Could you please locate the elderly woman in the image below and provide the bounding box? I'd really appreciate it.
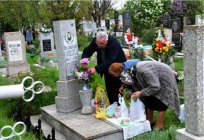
[109,61,180,130]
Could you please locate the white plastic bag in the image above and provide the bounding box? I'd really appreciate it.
[129,98,146,122]
[106,102,118,118]
[118,94,129,118]
[178,104,185,123]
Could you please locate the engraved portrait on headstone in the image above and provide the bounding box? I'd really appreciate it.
[8,40,23,61]
[170,18,181,33]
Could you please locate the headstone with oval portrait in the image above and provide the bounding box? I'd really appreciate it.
[4,32,30,76]
[53,19,82,113]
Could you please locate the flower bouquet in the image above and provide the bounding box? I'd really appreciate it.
[74,58,91,91]
[152,29,172,62]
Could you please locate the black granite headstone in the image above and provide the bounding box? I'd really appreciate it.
[170,18,182,33]
[105,19,110,30]
[42,39,51,52]
[122,12,131,33]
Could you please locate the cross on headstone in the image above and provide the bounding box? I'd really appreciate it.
[176,25,204,140]
[53,20,82,113]
[4,32,30,76]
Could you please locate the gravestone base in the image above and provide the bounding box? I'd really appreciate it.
[177,129,204,140]
[41,104,123,140]
[55,80,83,113]
[7,62,30,76]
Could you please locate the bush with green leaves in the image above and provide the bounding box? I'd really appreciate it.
[0,59,7,68]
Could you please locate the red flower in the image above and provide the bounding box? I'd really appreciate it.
[156,41,163,48]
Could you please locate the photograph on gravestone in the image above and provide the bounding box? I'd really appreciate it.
[184,17,195,26]
[8,40,23,61]
[42,39,51,52]
[170,18,182,33]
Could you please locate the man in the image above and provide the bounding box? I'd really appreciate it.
[81,30,126,104]
[109,61,180,130]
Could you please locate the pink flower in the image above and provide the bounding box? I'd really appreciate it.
[80,58,89,64]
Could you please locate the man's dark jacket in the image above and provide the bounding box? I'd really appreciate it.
[82,35,126,74]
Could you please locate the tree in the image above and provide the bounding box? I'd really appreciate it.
[124,0,169,35]
[88,0,116,27]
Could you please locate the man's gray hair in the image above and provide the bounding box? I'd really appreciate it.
[96,31,108,41]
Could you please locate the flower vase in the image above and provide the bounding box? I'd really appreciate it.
[79,88,93,115]
[158,55,161,62]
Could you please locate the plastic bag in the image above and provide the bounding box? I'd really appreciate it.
[105,102,118,118]
[129,98,146,122]
[178,104,185,123]
[95,86,110,107]
[118,94,129,118]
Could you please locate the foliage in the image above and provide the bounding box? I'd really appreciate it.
[77,34,93,52]
[140,23,157,45]
[124,0,168,35]
[183,0,204,17]
[0,59,7,68]
[0,1,47,32]
[88,0,116,27]
[26,39,40,58]
[40,55,57,62]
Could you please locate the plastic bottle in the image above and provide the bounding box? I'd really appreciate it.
[94,97,99,113]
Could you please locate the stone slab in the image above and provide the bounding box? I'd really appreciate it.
[41,104,123,140]
[55,94,82,113]
[177,129,204,140]
[7,62,30,76]
[57,79,83,97]
[30,115,66,140]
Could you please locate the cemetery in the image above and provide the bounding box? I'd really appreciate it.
[0,0,203,140]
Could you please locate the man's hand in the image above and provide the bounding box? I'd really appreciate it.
[81,63,88,70]
[88,67,96,74]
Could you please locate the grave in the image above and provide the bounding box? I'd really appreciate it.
[195,15,204,25]
[176,25,204,140]
[38,30,57,67]
[4,32,30,76]
[39,19,150,140]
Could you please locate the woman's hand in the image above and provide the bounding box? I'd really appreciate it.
[119,85,124,94]
[132,91,142,100]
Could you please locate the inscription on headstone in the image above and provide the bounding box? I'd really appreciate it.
[7,41,22,61]
[39,31,54,54]
[42,39,51,52]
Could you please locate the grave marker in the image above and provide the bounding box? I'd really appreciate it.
[53,19,82,113]
[177,25,204,140]
[4,32,30,76]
